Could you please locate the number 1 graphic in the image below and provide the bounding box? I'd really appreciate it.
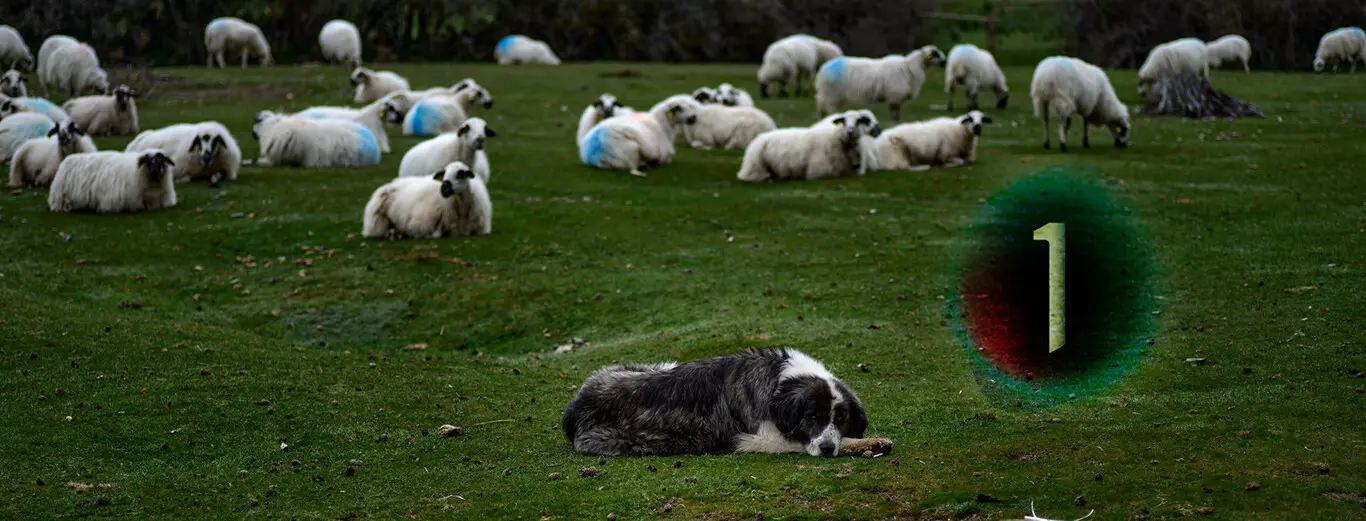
[1033,223,1065,353]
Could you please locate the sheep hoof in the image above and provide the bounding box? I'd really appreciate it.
[1059,143,1069,152]
[1083,139,1091,149]
[1042,142,1050,150]
[628,169,647,177]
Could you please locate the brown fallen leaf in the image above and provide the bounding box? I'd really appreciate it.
[1283,286,1317,293]
[403,343,428,351]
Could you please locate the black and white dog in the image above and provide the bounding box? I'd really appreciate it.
[562,348,870,456]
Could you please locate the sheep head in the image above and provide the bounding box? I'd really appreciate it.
[959,111,991,137]
[0,98,16,118]
[138,151,175,181]
[592,94,622,119]
[457,118,493,150]
[717,83,743,106]
[665,101,698,126]
[189,132,226,166]
[350,68,371,85]
[0,70,23,97]
[113,85,137,111]
[692,87,717,104]
[49,121,87,147]
[435,161,475,198]
[1109,121,1130,148]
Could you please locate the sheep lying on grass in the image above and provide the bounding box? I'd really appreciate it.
[578,112,675,177]
[352,68,410,103]
[205,18,273,69]
[320,20,362,68]
[868,110,991,171]
[1,95,68,122]
[577,93,634,145]
[126,121,240,184]
[0,111,57,164]
[63,85,138,136]
[48,150,176,213]
[758,34,843,98]
[1,69,25,97]
[1138,38,1207,94]
[815,45,945,121]
[9,120,96,187]
[653,94,775,150]
[402,84,494,137]
[363,161,492,238]
[494,35,561,65]
[298,98,396,152]
[1031,56,1130,152]
[736,110,873,182]
[1314,27,1366,73]
[252,111,381,167]
[1206,35,1251,73]
[945,44,1009,111]
[399,117,495,183]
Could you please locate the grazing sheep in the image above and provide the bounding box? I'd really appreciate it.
[0,26,32,71]
[757,34,843,98]
[815,45,946,121]
[9,120,96,187]
[868,111,991,171]
[126,121,240,184]
[577,93,634,145]
[1313,27,1366,73]
[0,111,56,164]
[494,35,561,65]
[48,150,176,213]
[46,43,108,98]
[298,98,397,153]
[1,69,25,97]
[945,44,1010,111]
[1030,56,1130,152]
[1206,35,1252,73]
[665,95,776,150]
[319,20,362,67]
[205,17,273,69]
[36,36,77,96]
[399,117,495,183]
[736,112,872,182]
[1138,38,1208,94]
[62,85,138,136]
[402,84,494,137]
[2,95,69,122]
[252,111,381,168]
[352,68,410,103]
[363,161,492,238]
[579,112,675,177]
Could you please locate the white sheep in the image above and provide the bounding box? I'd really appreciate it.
[757,34,843,98]
[319,19,362,67]
[1,69,26,97]
[363,161,492,238]
[399,117,494,182]
[657,94,775,150]
[579,112,675,177]
[0,111,57,164]
[1313,27,1366,73]
[736,112,872,182]
[48,150,176,213]
[1137,38,1208,94]
[0,26,32,71]
[1,95,69,122]
[63,85,138,136]
[46,43,108,98]
[868,110,991,171]
[9,120,96,187]
[494,35,561,65]
[252,111,381,168]
[815,45,946,121]
[408,78,480,100]
[716,83,755,107]
[205,17,273,69]
[1205,35,1251,73]
[577,93,635,145]
[37,35,78,96]
[298,98,396,153]
[126,121,240,184]
[401,84,494,137]
[1030,56,1131,152]
[691,87,719,104]
[352,68,410,103]
[945,44,1010,111]
[814,109,882,168]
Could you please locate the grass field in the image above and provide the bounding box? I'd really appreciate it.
[2,62,1365,520]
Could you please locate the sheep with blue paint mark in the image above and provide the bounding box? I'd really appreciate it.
[0,111,57,165]
[48,149,177,213]
[494,35,560,65]
[578,94,634,146]
[352,68,410,103]
[815,45,945,121]
[298,98,397,153]
[205,18,273,69]
[364,161,492,238]
[945,44,1009,112]
[2,95,69,122]
[1314,27,1366,73]
[1206,35,1251,73]
[1,69,26,97]
[320,20,362,68]
[0,26,32,71]
[251,111,381,168]
[736,111,874,182]
[1030,56,1130,152]
[63,85,138,136]
[400,117,495,183]
[757,34,843,98]
[126,121,240,184]
[402,84,494,137]
[9,120,96,187]
[578,111,674,177]
[1138,38,1208,94]
[45,43,108,98]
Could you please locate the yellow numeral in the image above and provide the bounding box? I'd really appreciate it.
[1032,223,1066,353]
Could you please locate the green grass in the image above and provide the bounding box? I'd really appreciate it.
[3,62,1365,520]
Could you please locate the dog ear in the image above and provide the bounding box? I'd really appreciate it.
[846,403,868,438]
[770,382,807,435]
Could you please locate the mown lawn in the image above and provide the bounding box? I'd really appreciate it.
[2,62,1364,520]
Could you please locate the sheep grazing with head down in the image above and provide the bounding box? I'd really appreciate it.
[319,20,362,68]
[945,44,1010,112]
[1206,35,1251,73]
[45,43,108,98]
[652,94,775,150]
[494,35,561,65]
[126,121,240,184]
[1313,27,1366,73]
[1031,56,1130,152]
[0,111,57,165]
[758,34,843,98]
[48,150,176,213]
[736,111,874,182]
[1138,38,1208,94]
[402,83,494,137]
[1,69,26,97]
[815,45,946,121]
[2,95,69,122]
[352,68,410,103]
[363,161,492,238]
[37,35,77,96]
[868,111,991,171]
[297,98,398,153]
[399,117,495,182]
[0,26,33,71]
[9,120,96,187]
[63,85,138,136]
[252,111,381,168]
[205,17,273,69]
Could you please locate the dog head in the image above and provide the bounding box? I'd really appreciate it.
[771,350,868,456]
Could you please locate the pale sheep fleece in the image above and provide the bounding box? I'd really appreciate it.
[494,35,561,65]
[945,44,1010,111]
[1138,38,1208,92]
[48,150,177,213]
[402,85,494,137]
[716,83,755,107]
[63,86,138,136]
[1,69,26,97]
[1206,35,1251,72]
[399,117,494,182]
[757,34,843,97]
[205,18,273,68]
[126,121,241,183]
[352,68,410,103]
[0,26,32,70]
[0,111,56,164]
[578,112,674,177]
[298,99,394,152]
[253,113,381,167]
[320,20,362,67]
[681,102,776,150]
[2,95,69,122]
[815,45,945,120]
[736,116,869,182]
[37,35,78,95]
[868,111,990,171]
[1030,56,1131,151]
[363,161,492,238]
[577,94,634,145]
[9,121,96,187]
[47,44,108,97]
[1314,28,1366,73]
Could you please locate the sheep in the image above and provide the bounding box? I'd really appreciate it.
[0,111,56,165]
[867,111,991,171]
[1,95,69,122]
[363,161,492,238]
[0,26,32,71]
[9,120,96,187]
[579,112,675,177]
[1205,35,1251,73]
[352,67,410,103]
[945,44,1010,112]
[494,35,561,65]
[577,93,635,145]
[692,87,719,104]
[205,17,273,69]
[1313,27,1366,73]
[319,20,362,68]
[402,84,494,137]
[814,45,946,121]
[46,43,108,98]
[399,117,495,183]
[736,112,873,182]
[297,98,397,153]
[62,85,138,136]
[757,34,843,98]
[814,109,882,168]
[126,121,240,184]
[252,111,381,168]
[716,83,755,107]
[1137,38,1208,94]
[1030,56,1131,152]
[1,70,25,97]
[658,95,775,150]
[48,150,176,213]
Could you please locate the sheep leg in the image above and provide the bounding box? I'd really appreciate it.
[241,50,249,69]
[967,90,980,111]
[1058,116,1070,152]
[946,86,955,112]
[1041,108,1050,150]
[890,104,901,121]
[1242,57,1250,73]
[216,52,226,69]
[759,82,770,99]
[1083,123,1091,149]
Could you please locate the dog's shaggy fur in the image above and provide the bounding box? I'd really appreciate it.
[562,348,871,456]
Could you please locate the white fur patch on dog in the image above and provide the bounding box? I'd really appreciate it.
[734,421,805,453]
[779,348,835,380]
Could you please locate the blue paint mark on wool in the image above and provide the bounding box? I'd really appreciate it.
[14,118,53,141]
[948,44,977,62]
[354,125,380,165]
[579,125,608,166]
[207,18,229,29]
[408,101,434,137]
[17,97,63,120]
[496,35,520,55]
[1351,27,1365,37]
[822,57,847,85]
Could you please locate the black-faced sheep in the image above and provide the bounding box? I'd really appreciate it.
[62,85,138,136]
[736,111,873,182]
[48,150,176,213]
[399,117,495,183]
[868,110,991,171]
[352,68,410,103]
[0,26,32,71]
[320,20,362,68]
[494,35,561,65]
[363,161,492,238]
[9,120,96,187]
[1206,35,1251,73]
[1138,38,1208,94]
[758,34,843,98]
[126,121,241,184]
[252,111,381,168]
[945,44,1009,111]
[1314,28,1366,73]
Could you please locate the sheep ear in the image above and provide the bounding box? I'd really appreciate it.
[189,138,202,152]
[432,170,446,181]
[163,155,175,166]
[138,155,149,167]
[693,91,711,102]
[982,116,993,124]
[960,115,973,125]
[70,124,85,136]
[591,99,603,108]
[457,124,469,138]
[485,127,496,138]
[832,116,846,127]
[212,135,226,149]
[47,125,59,137]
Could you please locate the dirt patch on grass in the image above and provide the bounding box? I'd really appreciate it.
[157,84,301,104]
